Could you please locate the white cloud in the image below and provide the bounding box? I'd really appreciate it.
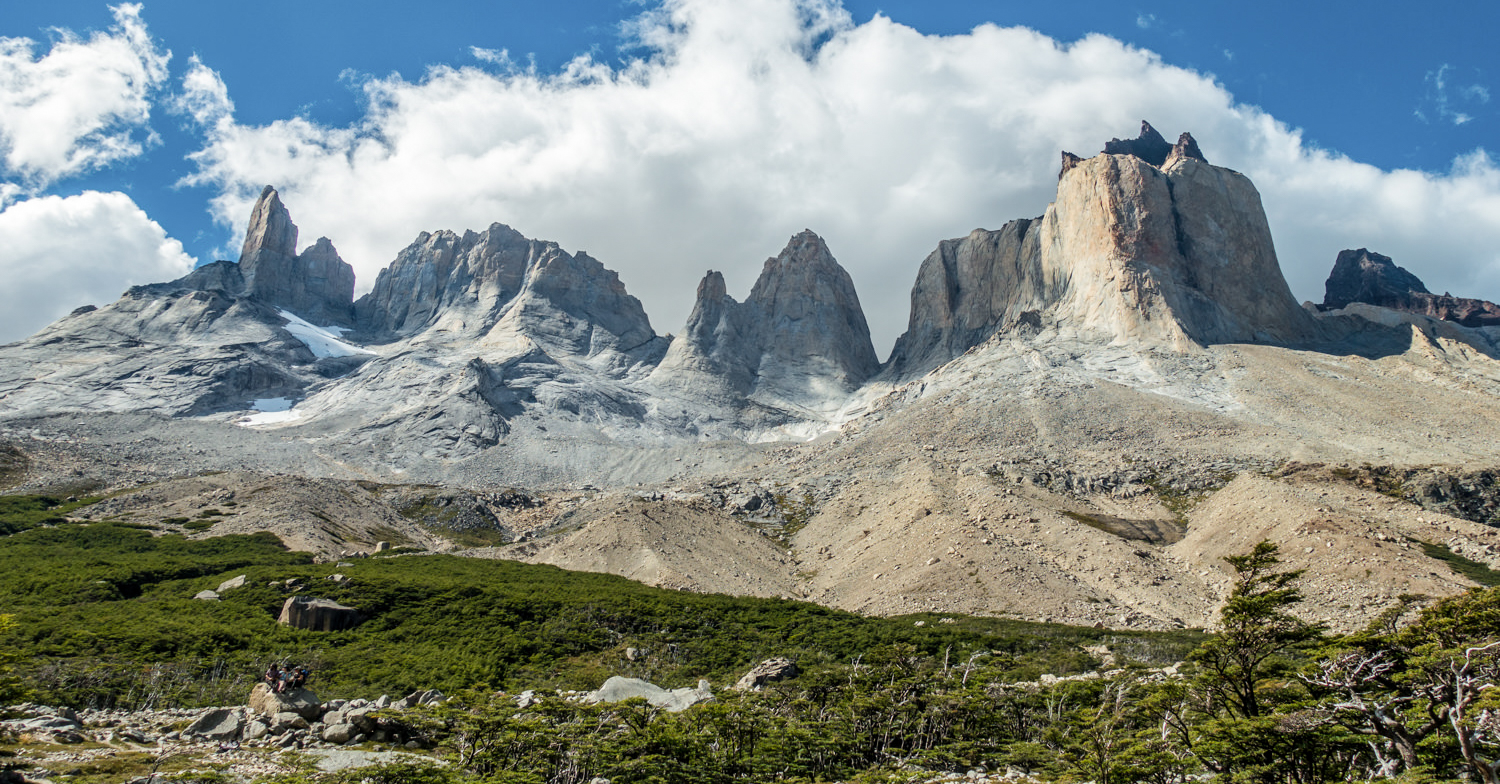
[180,0,1500,353]
[470,47,513,67]
[0,3,170,189]
[0,191,194,342]
[169,54,233,129]
[1136,13,1156,29]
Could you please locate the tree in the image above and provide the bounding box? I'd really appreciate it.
[1191,541,1322,719]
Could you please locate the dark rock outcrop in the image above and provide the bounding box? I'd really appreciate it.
[1321,248,1500,328]
[1102,121,1174,166]
[732,657,800,691]
[277,596,361,631]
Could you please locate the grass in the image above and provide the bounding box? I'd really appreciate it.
[1417,540,1500,587]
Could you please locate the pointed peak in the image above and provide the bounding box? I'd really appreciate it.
[239,185,297,262]
[1164,132,1208,166]
[697,269,728,300]
[1102,120,1174,167]
[1059,151,1084,179]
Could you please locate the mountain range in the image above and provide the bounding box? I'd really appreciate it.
[4,121,1500,632]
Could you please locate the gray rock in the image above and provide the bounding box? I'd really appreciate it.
[243,719,270,740]
[732,657,799,691]
[193,590,220,601]
[651,231,879,417]
[249,683,322,721]
[278,596,361,631]
[585,676,713,712]
[239,186,355,326]
[271,711,309,732]
[183,708,242,740]
[322,722,356,744]
[216,575,247,593]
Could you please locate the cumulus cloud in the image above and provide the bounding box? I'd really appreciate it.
[180,0,1500,353]
[0,191,195,342]
[169,54,233,129]
[0,3,170,189]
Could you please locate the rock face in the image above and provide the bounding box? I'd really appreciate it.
[885,124,1313,379]
[277,596,361,632]
[354,223,662,367]
[652,230,879,411]
[1321,248,1500,328]
[239,186,356,326]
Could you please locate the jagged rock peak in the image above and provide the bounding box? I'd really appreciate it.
[1102,121,1174,166]
[889,127,1313,379]
[1321,248,1500,328]
[654,230,880,408]
[235,186,355,325]
[1166,132,1208,166]
[239,186,297,261]
[747,230,881,387]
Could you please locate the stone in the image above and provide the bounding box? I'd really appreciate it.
[243,720,270,740]
[321,723,356,744]
[374,542,391,553]
[238,186,356,326]
[183,708,243,741]
[193,590,220,601]
[732,657,799,691]
[278,596,362,631]
[1102,120,1174,166]
[585,676,713,712]
[249,683,322,721]
[216,574,247,593]
[271,711,310,732]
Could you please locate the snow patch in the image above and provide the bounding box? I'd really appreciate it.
[240,401,302,427]
[278,310,373,358]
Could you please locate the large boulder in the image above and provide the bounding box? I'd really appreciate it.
[732,657,800,691]
[278,596,362,631]
[585,676,713,713]
[249,682,322,721]
[183,708,243,741]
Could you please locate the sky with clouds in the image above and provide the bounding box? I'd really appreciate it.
[0,0,1496,353]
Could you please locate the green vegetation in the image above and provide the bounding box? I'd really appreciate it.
[0,522,1201,711]
[1417,540,1500,586]
[0,494,101,535]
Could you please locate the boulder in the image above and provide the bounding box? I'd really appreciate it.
[183,708,243,741]
[732,657,800,691]
[278,596,362,631]
[249,683,322,721]
[243,719,270,741]
[271,711,310,732]
[322,722,356,744]
[193,590,220,601]
[217,574,247,593]
[585,676,713,712]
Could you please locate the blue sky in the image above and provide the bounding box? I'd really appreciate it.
[0,0,1496,349]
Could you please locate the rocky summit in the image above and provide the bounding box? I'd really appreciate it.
[2,124,1500,635]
